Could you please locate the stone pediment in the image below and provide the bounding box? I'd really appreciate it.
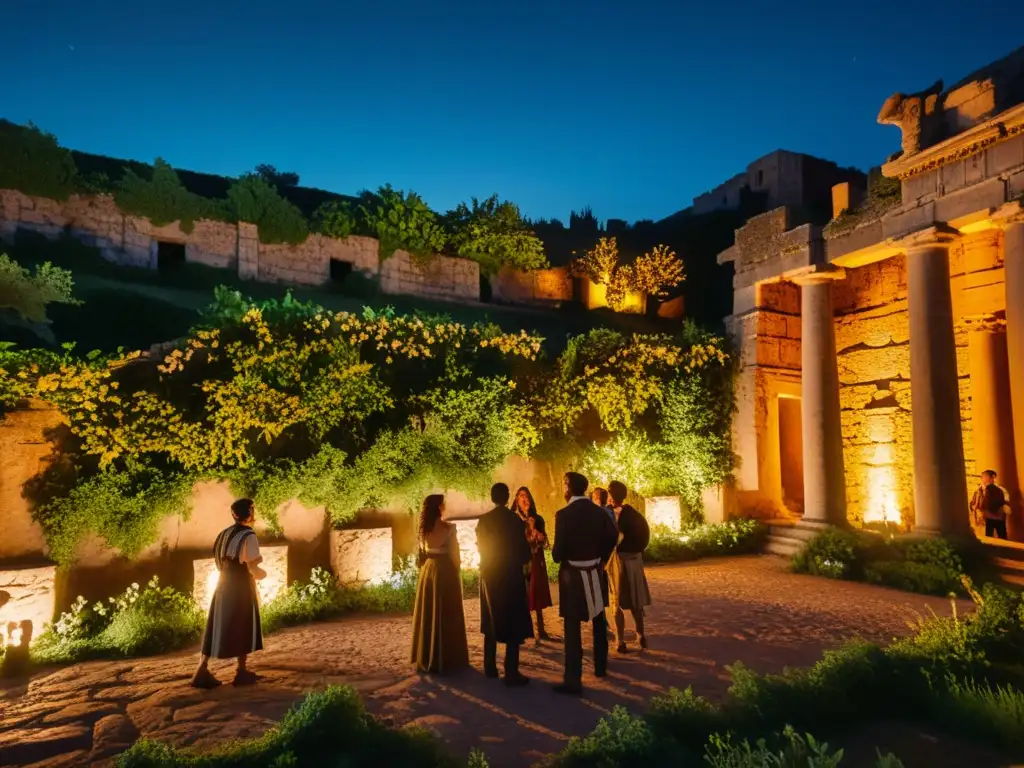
[878,45,1024,160]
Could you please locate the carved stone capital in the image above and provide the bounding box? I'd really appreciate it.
[788,265,847,286]
[958,313,1007,334]
[991,200,1024,229]
[896,224,959,253]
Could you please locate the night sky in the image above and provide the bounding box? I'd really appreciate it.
[2,0,1018,222]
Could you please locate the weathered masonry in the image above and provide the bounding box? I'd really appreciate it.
[720,46,1024,540]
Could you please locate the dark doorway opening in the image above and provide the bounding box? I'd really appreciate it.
[330,259,353,283]
[479,274,492,303]
[156,241,186,270]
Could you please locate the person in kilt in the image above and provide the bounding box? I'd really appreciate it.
[606,481,652,653]
[191,498,266,689]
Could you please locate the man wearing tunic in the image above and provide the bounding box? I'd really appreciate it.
[606,480,652,653]
[477,483,533,686]
[191,498,267,689]
[551,471,619,696]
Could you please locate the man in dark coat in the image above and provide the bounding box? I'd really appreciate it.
[551,471,619,695]
[477,483,533,686]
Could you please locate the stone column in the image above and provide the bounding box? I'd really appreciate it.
[1001,215,1024,541]
[904,229,970,536]
[795,269,847,528]
[966,316,1021,540]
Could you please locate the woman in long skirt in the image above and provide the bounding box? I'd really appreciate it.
[191,498,267,688]
[410,494,470,674]
[513,486,553,642]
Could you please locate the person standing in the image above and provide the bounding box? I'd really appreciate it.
[191,498,267,689]
[512,486,553,642]
[606,481,652,653]
[410,494,470,674]
[477,483,533,686]
[970,469,1010,540]
[591,487,616,523]
[552,472,619,696]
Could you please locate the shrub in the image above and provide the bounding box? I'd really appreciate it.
[864,560,959,596]
[359,185,448,263]
[792,528,866,579]
[0,253,80,340]
[0,120,79,200]
[31,577,203,665]
[933,676,1024,753]
[312,200,359,239]
[704,727,846,768]
[116,685,459,767]
[445,195,548,275]
[227,175,309,245]
[644,519,767,564]
[115,159,215,234]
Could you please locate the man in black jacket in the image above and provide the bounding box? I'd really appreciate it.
[477,483,533,686]
[551,471,619,695]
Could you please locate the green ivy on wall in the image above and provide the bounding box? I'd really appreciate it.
[0,121,79,201]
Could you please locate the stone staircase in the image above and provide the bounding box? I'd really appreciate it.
[763,519,818,558]
[980,538,1024,587]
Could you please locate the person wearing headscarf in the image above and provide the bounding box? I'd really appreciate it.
[512,485,553,642]
[410,494,470,674]
[191,498,266,689]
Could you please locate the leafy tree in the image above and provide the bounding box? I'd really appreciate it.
[254,164,300,190]
[572,238,686,311]
[358,185,447,263]
[0,121,79,200]
[313,200,359,240]
[227,175,309,244]
[445,195,548,274]
[114,159,214,233]
[632,244,686,299]
[0,253,80,342]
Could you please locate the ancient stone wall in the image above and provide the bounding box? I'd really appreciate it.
[490,266,574,304]
[832,251,975,527]
[378,250,480,302]
[0,189,478,303]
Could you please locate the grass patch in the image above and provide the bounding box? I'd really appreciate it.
[115,685,461,767]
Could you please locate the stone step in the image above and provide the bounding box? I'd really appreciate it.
[763,534,802,558]
[768,523,821,542]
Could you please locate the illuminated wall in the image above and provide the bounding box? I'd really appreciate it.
[833,250,975,528]
[193,544,288,612]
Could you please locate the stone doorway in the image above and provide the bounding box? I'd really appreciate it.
[778,395,804,516]
[156,241,186,270]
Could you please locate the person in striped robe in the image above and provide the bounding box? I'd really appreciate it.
[190,498,267,689]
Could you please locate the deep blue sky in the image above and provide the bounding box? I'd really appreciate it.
[2,1,1019,222]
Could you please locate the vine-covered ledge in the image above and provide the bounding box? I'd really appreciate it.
[823,172,902,241]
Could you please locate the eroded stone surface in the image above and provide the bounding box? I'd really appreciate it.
[329,528,393,586]
[0,557,973,767]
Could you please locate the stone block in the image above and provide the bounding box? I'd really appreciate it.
[935,177,1007,223]
[329,527,392,586]
[0,564,56,646]
[193,544,287,611]
[985,134,1024,176]
[902,171,939,204]
[645,496,681,532]
[450,519,481,570]
[838,344,910,385]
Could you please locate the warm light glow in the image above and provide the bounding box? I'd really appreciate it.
[452,520,481,570]
[1,624,24,649]
[204,569,220,611]
[646,496,682,532]
[193,545,288,611]
[862,443,902,525]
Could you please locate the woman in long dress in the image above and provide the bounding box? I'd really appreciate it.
[512,486,553,642]
[410,494,470,674]
[191,498,267,688]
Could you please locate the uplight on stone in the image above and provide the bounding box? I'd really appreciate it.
[193,544,288,611]
[451,519,481,570]
[645,496,681,532]
[0,565,57,647]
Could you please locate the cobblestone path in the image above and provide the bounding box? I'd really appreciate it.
[0,556,979,767]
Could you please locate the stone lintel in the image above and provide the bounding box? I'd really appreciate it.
[882,102,1024,180]
[895,224,960,252]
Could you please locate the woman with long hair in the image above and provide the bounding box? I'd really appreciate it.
[410,494,470,674]
[512,486,553,642]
